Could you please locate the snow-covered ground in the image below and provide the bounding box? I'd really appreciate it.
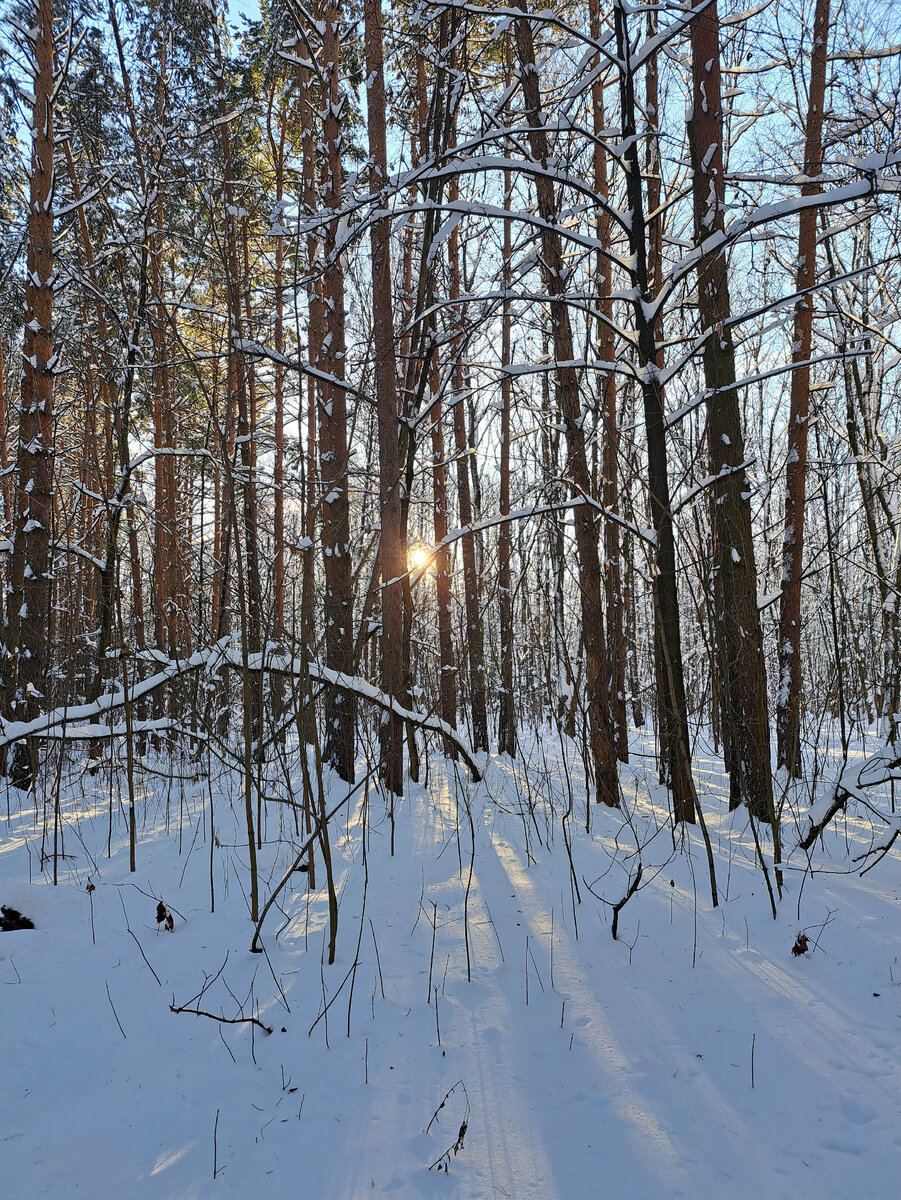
[2,731,899,1199]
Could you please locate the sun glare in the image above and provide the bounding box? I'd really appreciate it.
[409,545,431,572]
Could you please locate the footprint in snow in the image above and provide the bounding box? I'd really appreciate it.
[820,1138,864,1157]
[839,1095,878,1126]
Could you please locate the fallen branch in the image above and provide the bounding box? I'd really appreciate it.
[799,743,901,850]
[0,638,482,781]
[0,645,217,751]
[610,862,643,941]
[798,787,849,850]
[169,1003,272,1035]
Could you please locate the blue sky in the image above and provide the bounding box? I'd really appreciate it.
[229,0,261,21]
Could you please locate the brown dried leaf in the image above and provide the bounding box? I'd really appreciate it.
[791,932,810,957]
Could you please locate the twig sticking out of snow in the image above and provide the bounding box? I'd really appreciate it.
[426,1080,470,1173]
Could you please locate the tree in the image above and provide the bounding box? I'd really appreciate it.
[777,0,832,777]
[687,0,776,827]
[514,4,619,807]
[6,0,58,788]
[364,0,405,794]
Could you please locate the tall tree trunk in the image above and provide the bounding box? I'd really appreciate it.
[688,0,776,826]
[143,35,190,680]
[268,97,288,728]
[0,338,11,529]
[7,0,56,788]
[317,0,356,780]
[408,13,457,745]
[777,0,832,776]
[447,177,489,753]
[364,0,404,794]
[429,375,457,736]
[613,0,696,821]
[589,0,627,763]
[514,6,618,806]
[497,169,516,756]
[211,19,263,755]
[297,55,319,747]
[643,8,671,776]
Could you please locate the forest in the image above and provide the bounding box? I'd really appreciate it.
[1,0,901,1196]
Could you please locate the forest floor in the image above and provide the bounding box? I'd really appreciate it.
[1,728,900,1199]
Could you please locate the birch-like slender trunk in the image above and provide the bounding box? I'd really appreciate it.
[497,167,516,757]
[364,0,405,794]
[777,0,832,776]
[613,0,696,822]
[514,6,618,806]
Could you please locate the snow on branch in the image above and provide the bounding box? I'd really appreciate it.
[234,339,369,399]
[0,646,216,752]
[398,497,657,595]
[0,639,483,781]
[656,153,901,319]
[799,741,901,851]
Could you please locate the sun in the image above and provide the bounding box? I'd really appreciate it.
[408,545,431,572]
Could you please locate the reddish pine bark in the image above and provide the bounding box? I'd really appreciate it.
[7,0,57,787]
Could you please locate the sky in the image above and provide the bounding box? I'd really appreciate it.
[229,0,261,22]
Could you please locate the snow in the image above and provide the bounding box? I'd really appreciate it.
[2,732,901,1199]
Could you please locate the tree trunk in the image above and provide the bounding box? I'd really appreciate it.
[268,97,288,729]
[448,189,489,753]
[317,1,356,781]
[514,6,618,806]
[688,0,776,826]
[364,0,405,795]
[613,0,696,822]
[589,0,628,763]
[297,55,319,747]
[212,21,263,756]
[428,369,458,737]
[7,0,56,788]
[497,169,516,756]
[777,0,832,776]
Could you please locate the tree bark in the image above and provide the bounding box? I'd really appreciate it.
[317,1,356,781]
[514,6,618,806]
[497,168,516,756]
[777,0,832,776]
[212,20,263,754]
[267,94,288,729]
[613,0,696,821]
[7,0,56,788]
[447,176,489,753]
[364,0,405,795]
[688,0,776,825]
[589,0,628,764]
